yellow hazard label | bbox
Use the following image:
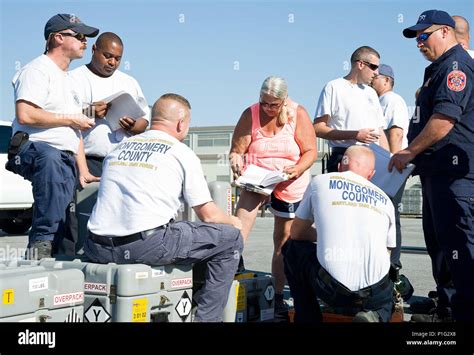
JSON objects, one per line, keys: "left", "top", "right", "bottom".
{"left": 234, "top": 272, "right": 256, "bottom": 280}
{"left": 2, "top": 289, "right": 14, "bottom": 305}
{"left": 236, "top": 284, "right": 246, "bottom": 311}
{"left": 132, "top": 298, "right": 148, "bottom": 322}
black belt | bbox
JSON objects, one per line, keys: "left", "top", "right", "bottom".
{"left": 90, "top": 225, "right": 167, "bottom": 247}
{"left": 317, "top": 263, "right": 391, "bottom": 299}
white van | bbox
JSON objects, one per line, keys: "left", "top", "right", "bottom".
{"left": 0, "top": 120, "right": 34, "bottom": 234}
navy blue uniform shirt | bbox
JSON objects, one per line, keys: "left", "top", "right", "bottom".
{"left": 408, "top": 44, "right": 474, "bottom": 177}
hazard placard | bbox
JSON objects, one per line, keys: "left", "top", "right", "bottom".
{"left": 85, "top": 298, "right": 111, "bottom": 323}
{"left": 132, "top": 298, "right": 148, "bottom": 322}
{"left": 264, "top": 284, "right": 275, "bottom": 302}
{"left": 175, "top": 291, "right": 192, "bottom": 321}
{"left": 2, "top": 289, "right": 14, "bottom": 305}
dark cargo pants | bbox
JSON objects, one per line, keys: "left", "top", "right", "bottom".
{"left": 84, "top": 221, "right": 244, "bottom": 322}
{"left": 6, "top": 140, "right": 77, "bottom": 247}
{"left": 283, "top": 239, "right": 393, "bottom": 322}
{"left": 421, "top": 175, "right": 474, "bottom": 321}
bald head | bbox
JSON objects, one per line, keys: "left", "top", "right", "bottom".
{"left": 96, "top": 32, "right": 123, "bottom": 49}
{"left": 453, "top": 15, "right": 471, "bottom": 50}
{"left": 151, "top": 93, "right": 191, "bottom": 140}
{"left": 339, "top": 145, "right": 376, "bottom": 180}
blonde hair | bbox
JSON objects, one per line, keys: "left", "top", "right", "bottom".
{"left": 260, "top": 76, "right": 289, "bottom": 125}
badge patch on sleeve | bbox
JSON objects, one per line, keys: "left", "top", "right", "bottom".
{"left": 447, "top": 70, "right": 467, "bottom": 92}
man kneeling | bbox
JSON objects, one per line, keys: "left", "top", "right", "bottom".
{"left": 283, "top": 145, "right": 395, "bottom": 322}
{"left": 84, "top": 93, "right": 243, "bottom": 322}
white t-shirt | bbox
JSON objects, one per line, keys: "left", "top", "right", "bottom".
{"left": 379, "top": 91, "right": 410, "bottom": 149}
{"left": 295, "top": 171, "right": 396, "bottom": 291}
{"left": 69, "top": 65, "right": 150, "bottom": 157}
{"left": 12, "top": 55, "right": 82, "bottom": 153}
{"left": 88, "top": 130, "right": 212, "bottom": 236}
{"left": 314, "top": 78, "right": 386, "bottom": 148}
{"left": 467, "top": 49, "right": 474, "bottom": 59}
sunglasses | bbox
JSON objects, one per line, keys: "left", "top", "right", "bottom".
{"left": 359, "top": 60, "right": 379, "bottom": 71}
{"left": 58, "top": 32, "right": 86, "bottom": 41}
{"left": 259, "top": 101, "right": 283, "bottom": 109}
{"left": 415, "top": 27, "right": 443, "bottom": 43}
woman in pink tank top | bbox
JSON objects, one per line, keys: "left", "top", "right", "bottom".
{"left": 230, "top": 76, "right": 317, "bottom": 316}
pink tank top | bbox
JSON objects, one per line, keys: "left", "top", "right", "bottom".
{"left": 246, "top": 99, "right": 310, "bottom": 203}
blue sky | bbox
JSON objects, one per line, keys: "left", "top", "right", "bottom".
{"left": 1, "top": 0, "right": 473, "bottom": 127}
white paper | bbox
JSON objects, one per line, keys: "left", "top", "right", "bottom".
{"left": 234, "top": 164, "right": 288, "bottom": 196}
{"left": 368, "top": 143, "right": 415, "bottom": 197}
{"left": 233, "top": 181, "right": 278, "bottom": 196}
{"left": 101, "top": 91, "right": 146, "bottom": 131}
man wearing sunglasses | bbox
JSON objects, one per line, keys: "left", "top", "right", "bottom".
{"left": 390, "top": 9, "right": 474, "bottom": 322}
{"left": 314, "top": 46, "right": 389, "bottom": 173}
{"left": 7, "top": 14, "right": 99, "bottom": 259}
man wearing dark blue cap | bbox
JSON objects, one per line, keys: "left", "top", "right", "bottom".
{"left": 390, "top": 9, "right": 474, "bottom": 322}
{"left": 6, "top": 14, "right": 100, "bottom": 259}
{"left": 43, "top": 14, "right": 99, "bottom": 51}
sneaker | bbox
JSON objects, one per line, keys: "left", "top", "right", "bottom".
{"left": 409, "top": 297, "right": 438, "bottom": 314}
{"left": 26, "top": 240, "right": 53, "bottom": 260}
{"left": 411, "top": 308, "right": 453, "bottom": 323}
{"left": 353, "top": 310, "right": 380, "bottom": 322}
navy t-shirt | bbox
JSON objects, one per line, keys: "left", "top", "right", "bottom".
{"left": 408, "top": 44, "right": 474, "bottom": 177}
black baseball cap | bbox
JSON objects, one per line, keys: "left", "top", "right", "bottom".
{"left": 44, "top": 14, "right": 99, "bottom": 40}
{"left": 403, "top": 10, "right": 455, "bottom": 38}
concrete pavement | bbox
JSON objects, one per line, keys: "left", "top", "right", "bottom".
{"left": 0, "top": 216, "right": 435, "bottom": 321}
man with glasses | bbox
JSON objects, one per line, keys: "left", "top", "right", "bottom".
{"left": 390, "top": 9, "right": 474, "bottom": 322}
{"left": 314, "top": 46, "right": 389, "bottom": 173}
{"left": 6, "top": 14, "right": 99, "bottom": 259}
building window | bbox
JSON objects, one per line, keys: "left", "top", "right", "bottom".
{"left": 197, "top": 133, "right": 230, "bottom": 147}
{"left": 183, "top": 137, "right": 190, "bottom": 147}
